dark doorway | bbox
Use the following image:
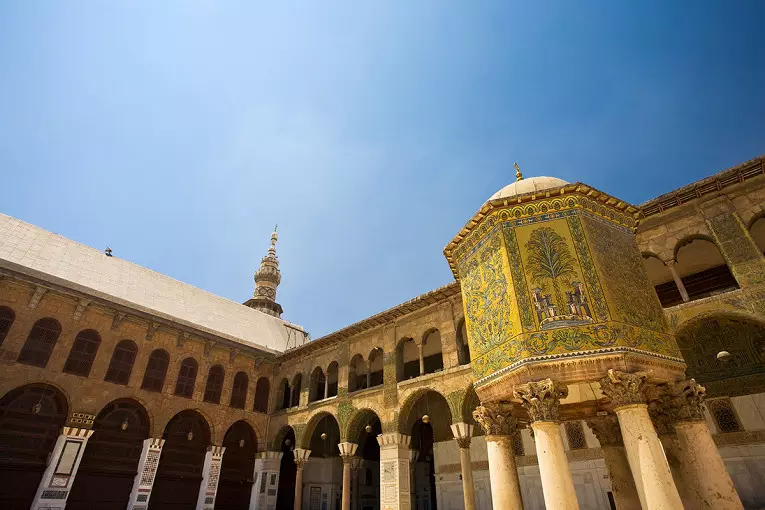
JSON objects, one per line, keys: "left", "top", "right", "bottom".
{"left": 0, "top": 384, "right": 68, "bottom": 510}
{"left": 275, "top": 429, "right": 296, "bottom": 510}
{"left": 67, "top": 399, "right": 150, "bottom": 510}
{"left": 148, "top": 410, "right": 210, "bottom": 510}
{"left": 412, "top": 419, "right": 437, "bottom": 510}
{"left": 215, "top": 421, "right": 257, "bottom": 510}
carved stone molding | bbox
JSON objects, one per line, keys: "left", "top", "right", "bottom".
{"left": 145, "top": 322, "right": 159, "bottom": 341}
{"left": 71, "top": 298, "right": 90, "bottom": 321}
{"left": 670, "top": 379, "right": 706, "bottom": 423}
{"left": 513, "top": 379, "right": 568, "bottom": 423}
{"left": 28, "top": 286, "right": 47, "bottom": 309}
{"left": 111, "top": 312, "right": 127, "bottom": 331}
{"left": 585, "top": 415, "right": 623, "bottom": 446}
{"left": 599, "top": 369, "right": 651, "bottom": 409}
{"left": 473, "top": 403, "right": 518, "bottom": 436}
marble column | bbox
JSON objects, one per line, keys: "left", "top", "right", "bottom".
{"left": 351, "top": 457, "right": 364, "bottom": 510}
{"left": 293, "top": 448, "right": 311, "bottom": 510}
{"left": 649, "top": 400, "right": 698, "bottom": 507}
{"left": 586, "top": 415, "right": 640, "bottom": 510}
{"left": 30, "top": 426, "right": 94, "bottom": 510}
{"left": 196, "top": 445, "right": 226, "bottom": 510}
{"left": 250, "top": 451, "right": 283, "bottom": 510}
{"left": 127, "top": 437, "right": 166, "bottom": 509}
{"left": 599, "top": 369, "right": 683, "bottom": 510}
{"left": 418, "top": 344, "right": 425, "bottom": 376}
{"left": 377, "top": 433, "right": 412, "bottom": 510}
{"left": 666, "top": 260, "right": 690, "bottom": 302}
{"left": 515, "top": 379, "right": 579, "bottom": 510}
{"left": 669, "top": 379, "right": 743, "bottom": 509}
{"left": 366, "top": 363, "right": 372, "bottom": 390}
{"left": 473, "top": 403, "right": 524, "bottom": 510}
{"left": 338, "top": 442, "right": 358, "bottom": 510}
{"left": 450, "top": 422, "right": 477, "bottom": 510}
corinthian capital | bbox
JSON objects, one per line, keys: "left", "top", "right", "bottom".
{"left": 473, "top": 403, "right": 518, "bottom": 436}
{"left": 599, "top": 369, "right": 651, "bottom": 409}
{"left": 585, "top": 415, "right": 623, "bottom": 446}
{"left": 670, "top": 379, "right": 706, "bottom": 422}
{"left": 513, "top": 379, "right": 568, "bottom": 423}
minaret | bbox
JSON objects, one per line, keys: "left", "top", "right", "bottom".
{"left": 244, "top": 226, "right": 283, "bottom": 318}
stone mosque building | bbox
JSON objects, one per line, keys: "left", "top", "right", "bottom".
{"left": 1, "top": 155, "right": 765, "bottom": 510}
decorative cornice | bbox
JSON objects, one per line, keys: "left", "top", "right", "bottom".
{"left": 599, "top": 369, "right": 650, "bottom": 409}
{"left": 514, "top": 379, "right": 568, "bottom": 423}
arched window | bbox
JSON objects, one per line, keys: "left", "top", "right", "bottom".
{"left": 422, "top": 329, "right": 444, "bottom": 374}
{"left": 0, "top": 307, "right": 15, "bottom": 346}
{"left": 397, "top": 338, "right": 420, "bottom": 382}
{"left": 254, "top": 377, "right": 270, "bottom": 413}
{"left": 309, "top": 367, "right": 326, "bottom": 403}
{"left": 291, "top": 374, "right": 302, "bottom": 407}
{"left": 349, "top": 354, "right": 366, "bottom": 392}
{"left": 204, "top": 365, "right": 225, "bottom": 404}
{"left": 141, "top": 349, "right": 169, "bottom": 392}
{"left": 277, "top": 378, "right": 289, "bottom": 410}
{"left": 456, "top": 319, "right": 471, "bottom": 365}
{"left": 750, "top": 216, "right": 765, "bottom": 255}
{"left": 230, "top": 372, "right": 248, "bottom": 409}
{"left": 674, "top": 237, "right": 739, "bottom": 301}
{"left": 369, "top": 348, "right": 384, "bottom": 387}
{"left": 63, "top": 329, "right": 101, "bottom": 377}
{"left": 174, "top": 357, "right": 198, "bottom": 398}
{"left": 18, "top": 317, "right": 62, "bottom": 368}
{"left": 642, "top": 254, "right": 682, "bottom": 307}
{"left": 326, "top": 362, "right": 339, "bottom": 398}
{"left": 104, "top": 339, "right": 138, "bottom": 385}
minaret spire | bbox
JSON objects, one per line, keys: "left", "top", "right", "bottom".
{"left": 243, "top": 226, "right": 284, "bottom": 318}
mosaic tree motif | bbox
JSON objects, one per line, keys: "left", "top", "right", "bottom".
{"left": 525, "top": 227, "right": 576, "bottom": 310}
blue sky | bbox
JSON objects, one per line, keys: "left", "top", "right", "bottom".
{"left": 1, "top": 2, "right": 763, "bottom": 338}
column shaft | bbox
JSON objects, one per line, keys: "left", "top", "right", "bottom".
{"left": 127, "top": 437, "right": 165, "bottom": 509}
{"left": 30, "top": 426, "right": 93, "bottom": 510}
{"left": 674, "top": 420, "right": 743, "bottom": 509}
{"left": 667, "top": 262, "right": 690, "bottom": 302}
{"left": 342, "top": 461, "right": 352, "bottom": 510}
{"left": 249, "top": 451, "right": 283, "bottom": 510}
{"left": 532, "top": 421, "right": 579, "bottom": 510}
{"left": 458, "top": 447, "right": 477, "bottom": 510}
{"left": 377, "top": 433, "right": 412, "bottom": 510}
{"left": 485, "top": 436, "right": 523, "bottom": 510}
{"left": 196, "top": 445, "right": 226, "bottom": 510}
{"left": 615, "top": 404, "right": 683, "bottom": 509}
{"left": 294, "top": 465, "right": 304, "bottom": 510}
{"left": 418, "top": 345, "right": 425, "bottom": 376}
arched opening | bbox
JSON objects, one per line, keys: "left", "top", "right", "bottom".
{"left": 17, "top": 317, "right": 61, "bottom": 368}
{"left": 304, "top": 414, "right": 342, "bottom": 510}
{"left": 254, "top": 378, "right": 270, "bottom": 413}
{"left": 748, "top": 214, "right": 765, "bottom": 254}
{"left": 347, "top": 410, "right": 382, "bottom": 510}
{"left": 230, "top": 372, "right": 248, "bottom": 409}
{"left": 642, "top": 254, "right": 683, "bottom": 307}
{"left": 204, "top": 365, "right": 225, "bottom": 404}
{"left": 422, "top": 329, "right": 444, "bottom": 374}
{"left": 174, "top": 357, "right": 198, "bottom": 398}
{"left": 402, "top": 391, "right": 452, "bottom": 510}
{"left": 397, "top": 338, "right": 420, "bottom": 382}
{"left": 63, "top": 329, "right": 102, "bottom": 377}
{"left": 369, "top": 348, "right": 384, "bottom": 387}
{"left": 348, "top": 354, "right": 366, "bottom": 392}
{"left": 456, "top": 319, "right": 471, "bottom": 365}
{"left": 149, "top": 410, "right": 211, "bottom": 510}
{"left": 67, "top": 399, "right": 150, "bottom": 510}
{"left": 277, "top": 379, "right": 290, "bottom": 411}
{"left": 275, "top": 428, "right": 296, "bottom": 510}
{"left": 216, "top": 420, "right": 257, "bottom": 510}
{"left": 141, "top": 349, "right": 170, "bottom": 392}
{"left": 291, "top": 374, "right": 302, "bottom": 408}
{"left": 104, "top": 339, "right": 138, "bottom": 385}
{"left": 0, "top": 384, "right": 68, "bottom": 510}
{"left": 0, "top": 306, "right": 15, "bottom": 346}
{"left": 674, "top": 237, "right": 739, "bottom": 301}
{"left": 326, "top": 362, "right": 339, "bottom": 398}
{"left": 308, "top": 367, "right": 326, "bottom": 403}
{"left": 676, "top": 315, "right": 765, "bottom": 387}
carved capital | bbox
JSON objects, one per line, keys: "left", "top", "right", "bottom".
{"left": 513, "top": 379, "right": 568, "bottom": 423}
{"left": 599, "top": 369, "right": 651, "bottom": 408}
{"left": 585, "top": 415, "right": 623, "bottom": 446}
{"left": 293, "top": 448, "right": 311, "bottom": 469}
{"left": 670, "top": 379, "right": 707, "bottom": 423}
{"left": 473, "top": 403, "right": 518, "bottom": 436}
{"left": 450, "top": 422, "right": 474, "bottom": 449}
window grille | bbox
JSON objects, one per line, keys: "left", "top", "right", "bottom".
{"left": 230, "top": 372, "right": 248, "bottom": 409}
{"left": 254, "top": 378, "right": 270, "bottom": 412}
{"left": 104, "top": 340, "right": 138, "bottom": 385}
{"left": 512, "top": 432, "right": 525, "bottom": 456}
{"left": 63, "top": 329, "right": 101, "bottom": 376}
{"left": 18, "top": 318, "right": 61, "bottom": 368}
{"left": 565, "top": 421, "right": 587, "bottom": 450}
{"left": 708, "top": 398, "right": 743, "bottom": 433}
{"left": 174, "top": 358, "right": 198, "bottom": 398}
{"left": 204, "top": 365, "right": 225, "bottom": 404}
{"left": 141, "top": 350, "right": 169, "bottom": 392}
{"left": 0, "top": 307, "right": 15, "bottom": 346}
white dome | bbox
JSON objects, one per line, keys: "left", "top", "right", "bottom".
{"left": 488, "top": 176, "right": 569, "bottom": 201}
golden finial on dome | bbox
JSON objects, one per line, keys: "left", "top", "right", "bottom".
{"left": 514, "top": 162, "right": 523, "bottom": 181}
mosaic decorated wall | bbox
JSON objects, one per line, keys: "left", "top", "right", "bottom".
{"left": 455, "top": 198, "right": 681, "bottom": 382}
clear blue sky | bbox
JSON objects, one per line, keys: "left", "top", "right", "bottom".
{"left": 1, "top": 2, "right": 763, "bottom": 338}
